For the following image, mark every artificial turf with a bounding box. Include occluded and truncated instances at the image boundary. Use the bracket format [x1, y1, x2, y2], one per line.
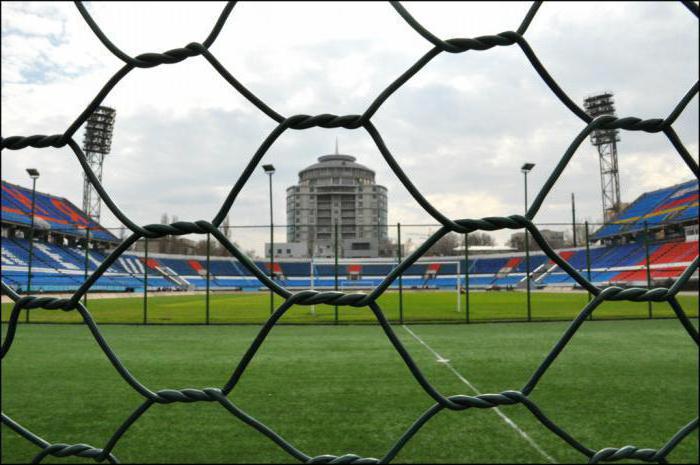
[1, 290, 698, 325]
[1, 318, 697, 463]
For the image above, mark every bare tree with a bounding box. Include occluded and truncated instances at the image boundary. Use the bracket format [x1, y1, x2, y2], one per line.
[426, 232, 461, 256]
[424, 231, 496, 256]
[564, 220, 593, 247]
[222, 215, 231, 241]
[507, 232, 537, 252]
[158, 213, 169, 253]
[467, 232, 495, 246]
[507, 230, 569, 251]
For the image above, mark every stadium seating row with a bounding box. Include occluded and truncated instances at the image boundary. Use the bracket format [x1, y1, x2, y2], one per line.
[595, 180, 698, 239]
[2, 180, 117, 242]
[2, 234, 696, 293]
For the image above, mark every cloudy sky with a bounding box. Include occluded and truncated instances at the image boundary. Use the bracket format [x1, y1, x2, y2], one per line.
[2, 1, 698, 255]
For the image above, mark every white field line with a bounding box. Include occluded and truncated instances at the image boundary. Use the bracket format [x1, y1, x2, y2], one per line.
[402, 325, 556, 464]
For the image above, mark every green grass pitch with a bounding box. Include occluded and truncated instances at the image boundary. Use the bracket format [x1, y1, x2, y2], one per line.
[1, 319, 697, 463]
[2, 290, 698, 324]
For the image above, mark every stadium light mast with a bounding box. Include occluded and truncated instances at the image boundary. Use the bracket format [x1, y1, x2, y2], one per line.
[521, 162, 535, 322]
[82, 106, 116, 223]
[25, 168, 39, 310]
[583, 92, 622, 222]
[262, 164, 275, 315]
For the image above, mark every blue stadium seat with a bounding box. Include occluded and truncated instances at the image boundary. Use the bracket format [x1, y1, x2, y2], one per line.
[2, 180, 117, 242]
[594, 180, 698, 239]
[472, 257, 509, 274]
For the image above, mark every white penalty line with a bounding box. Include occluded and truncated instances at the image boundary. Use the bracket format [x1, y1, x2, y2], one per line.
[402, 325, 556, 464]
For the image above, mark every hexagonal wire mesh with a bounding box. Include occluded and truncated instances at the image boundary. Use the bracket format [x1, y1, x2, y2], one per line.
[1, 1, 698, 463]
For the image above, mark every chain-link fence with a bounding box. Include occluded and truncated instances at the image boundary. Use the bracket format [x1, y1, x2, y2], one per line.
[1, 1, 698, 463]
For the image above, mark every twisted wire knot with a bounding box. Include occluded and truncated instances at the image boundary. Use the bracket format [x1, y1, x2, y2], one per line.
[589, 446, 659, 463]
[594, 115, 666, 133]
[308, 454, 380, 464]
[291, 290, 367, 307]
[454, 215, 529, 233]
[16, 296, 75, 311]
[448, 390, 523, 410]
[153, 387, 223, 404]
[287, 114, 364, 130]
[34, 443, 116, 463]
[1, 134, 66, 150]
[141, 220, 213, 238]
[132, 42, 206, 68]
[600, 286, 671, 302]
[442, 31, 520, 53]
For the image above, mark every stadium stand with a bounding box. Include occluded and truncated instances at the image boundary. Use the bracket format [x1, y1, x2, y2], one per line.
[3, 239, 697, 293]
[2, 180, 117, 242]
[594, 179, 698, 240]
[2, 180, 697, 294]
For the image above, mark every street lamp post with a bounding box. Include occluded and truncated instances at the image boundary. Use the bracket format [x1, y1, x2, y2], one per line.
[521, 163, 535, 322]
[25, 168, 40, 323]
[571, 192, 577, 247]
[262, 164, 275, 315]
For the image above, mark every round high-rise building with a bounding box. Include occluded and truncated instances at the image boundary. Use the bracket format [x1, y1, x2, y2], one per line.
[285, 153, 388, 257]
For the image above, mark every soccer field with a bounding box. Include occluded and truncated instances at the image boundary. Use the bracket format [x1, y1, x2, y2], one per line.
[2, 291, 698, 324]
[1, 319, 697, 463]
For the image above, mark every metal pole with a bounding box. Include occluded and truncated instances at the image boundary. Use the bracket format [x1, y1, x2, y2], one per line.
[26, 177, 37, 323]
[644, 221, 652, 319]
[334, 222, 339, 325]
[398, 223, 403, 324]
[585, 221, 593, 320]
[206, 233, 211, 325]
[524, 171, 531, 322]
[143, 237, 148, 325]
[268, 173, 274, 315]
[310, 255, 316, 316]
[84, 226, 90, 307]
[465, 233, 470, 324]
[571, 193, 577, 247]
[456, 259, 461, 313]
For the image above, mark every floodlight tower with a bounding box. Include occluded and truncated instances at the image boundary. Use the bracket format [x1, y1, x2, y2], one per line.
[82, 106, 116, 223]
[583, 92, 621, 222]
